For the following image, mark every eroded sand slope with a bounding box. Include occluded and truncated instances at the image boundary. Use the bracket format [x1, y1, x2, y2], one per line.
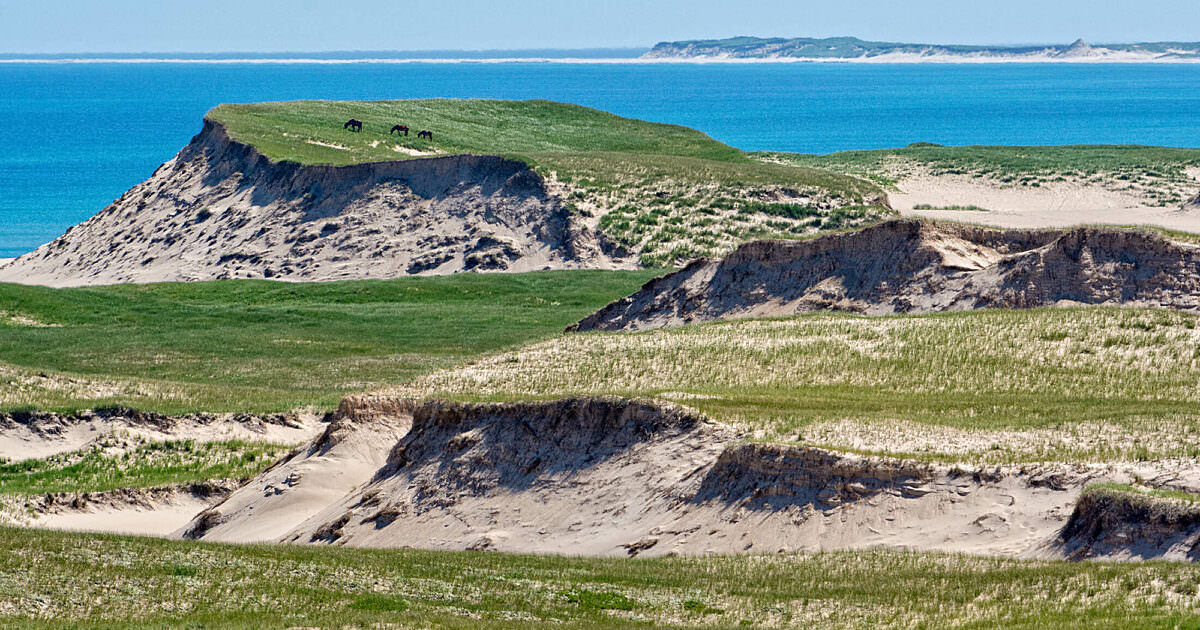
[571, 219, 1200, 332]
[178, 395, 413, 543]
[0, 408, 325, 534]
[0, 120, 629, 287]
[175, 395, 1200, 561]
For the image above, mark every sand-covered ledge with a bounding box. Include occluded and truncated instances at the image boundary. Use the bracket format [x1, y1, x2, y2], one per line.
[894, 168, 1200, 230]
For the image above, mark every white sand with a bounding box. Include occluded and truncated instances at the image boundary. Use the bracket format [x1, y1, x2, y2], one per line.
[179, 404, 412, 543]
[33, 497, 213, 536]
[304, 139, 350, 151]
[893, 173, 1200, 231]
[0, 413, 324, 463]
[392, 145, 440, 156]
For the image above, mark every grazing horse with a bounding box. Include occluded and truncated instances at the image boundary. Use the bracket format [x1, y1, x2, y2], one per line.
[417, 129, 433, 140]
[343, 119, 363, 132]
[390, 124, 409, 136]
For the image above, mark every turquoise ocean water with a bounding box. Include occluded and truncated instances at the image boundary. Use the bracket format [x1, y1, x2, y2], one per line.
[2, 61, 1200, 257]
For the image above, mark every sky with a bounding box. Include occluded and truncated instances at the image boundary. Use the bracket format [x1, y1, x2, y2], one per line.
[1, 0, 1198, 54]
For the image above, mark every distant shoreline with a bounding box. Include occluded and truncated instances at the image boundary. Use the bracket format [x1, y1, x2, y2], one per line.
[5, 56, 1200, 65]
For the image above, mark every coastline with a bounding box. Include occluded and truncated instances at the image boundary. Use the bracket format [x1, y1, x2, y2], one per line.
[5, 55, 1200, 65]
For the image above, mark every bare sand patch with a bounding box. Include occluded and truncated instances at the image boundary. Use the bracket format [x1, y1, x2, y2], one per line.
[0, 310, 59, 327]
[33, 497, 214, 536]
[894, 172, 1200, 231]
[176, 395, 413, 543]
[304, 139, 350, 151]
[392, 145, 441, 157]
[0, 408, 324, 462]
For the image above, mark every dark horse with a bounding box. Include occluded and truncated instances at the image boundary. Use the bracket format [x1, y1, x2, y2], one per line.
[390, 124, 409, 136]
[343, 119, 363, 132]
[417, 129, 433, 140]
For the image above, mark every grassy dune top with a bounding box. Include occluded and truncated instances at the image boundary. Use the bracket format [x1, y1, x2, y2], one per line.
[3, 526, 1199, 629]
[207, 99, 890, 266]
[767, 144, 1200, 205]
[391, 306, 1200, 463]
[0, 270, 659, 414]
[207, 99, 746, 167]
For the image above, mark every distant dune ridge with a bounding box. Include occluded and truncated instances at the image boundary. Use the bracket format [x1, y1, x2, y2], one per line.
[571, 219, 1200, 332]
[643, 36, 1200, 62]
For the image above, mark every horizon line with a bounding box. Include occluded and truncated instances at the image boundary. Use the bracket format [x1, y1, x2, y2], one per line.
[6, 36, 1200, 58]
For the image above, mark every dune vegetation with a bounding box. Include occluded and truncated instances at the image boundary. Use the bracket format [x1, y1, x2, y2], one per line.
[765, 144, 1200, 206]
[391, 306, 1200, 463]
[2, 526, 1200, 629]
[208, 99, 890, 265]
[0, 438, 285, 495]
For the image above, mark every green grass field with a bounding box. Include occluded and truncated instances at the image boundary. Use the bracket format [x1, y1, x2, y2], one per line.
[765, 144, 1200, 206]
[2, 526, 1198, 629]
[393, 306, 1200, 463]
[208, 99, 890, 265]
[0, 270, 659, 414]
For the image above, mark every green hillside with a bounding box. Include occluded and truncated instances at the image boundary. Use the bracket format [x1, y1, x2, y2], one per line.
[208, 99, 890, 266]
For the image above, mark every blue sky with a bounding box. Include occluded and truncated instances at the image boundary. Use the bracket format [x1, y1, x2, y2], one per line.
[1, 0, 1197, 53]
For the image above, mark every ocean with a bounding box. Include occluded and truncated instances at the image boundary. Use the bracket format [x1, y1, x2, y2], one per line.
[2, 61, 1200, 257]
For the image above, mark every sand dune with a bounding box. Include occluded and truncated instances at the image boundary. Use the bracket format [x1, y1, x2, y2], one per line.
[0, 407, 323, 462]
[172, 395, 1200, 561]
[895, 171, 1200, 231]
[0, 120, 626, 287]
[571, 219, 1200, 332]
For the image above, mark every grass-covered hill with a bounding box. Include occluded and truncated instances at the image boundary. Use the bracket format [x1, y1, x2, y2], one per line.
[208, 99, 745, 166]
[765, 144, 1200, 206]
[208, 99, 890, 266]
[392, 306, 1200, 464]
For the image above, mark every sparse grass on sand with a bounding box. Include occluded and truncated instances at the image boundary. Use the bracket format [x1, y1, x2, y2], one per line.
[0, 270, 659, 414]
[208, 99, 890, 265]
[764, 144, 1200, 206]
[389, 306, 1200, 463]
[2, 526, 1200, 629]
[0, 437, 285, 495]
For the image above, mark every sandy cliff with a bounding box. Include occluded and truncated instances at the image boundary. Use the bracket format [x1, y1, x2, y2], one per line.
[0, 120, 628, 287]
[571, 219, 1200, 332]
[180, 395, 1146, 560]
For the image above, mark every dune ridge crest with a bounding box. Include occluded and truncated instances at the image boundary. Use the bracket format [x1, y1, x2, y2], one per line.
[172, 394, 1200, 560]
[570, 219, 1200, 332]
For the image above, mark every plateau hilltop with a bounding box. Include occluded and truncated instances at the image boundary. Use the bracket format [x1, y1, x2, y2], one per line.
[0, 99, 885, 286]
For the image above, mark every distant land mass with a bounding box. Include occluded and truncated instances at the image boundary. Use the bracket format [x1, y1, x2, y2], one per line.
[642, 36, 1200, 62]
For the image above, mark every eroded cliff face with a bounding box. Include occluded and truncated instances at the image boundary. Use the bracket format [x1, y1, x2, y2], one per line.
[0, 120, 629, 287]
[571, 219, 1200, 332]
[176, 394, 416, 543]
[1055, 490, 1200, 561]
[177, 395, 1148, 559]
